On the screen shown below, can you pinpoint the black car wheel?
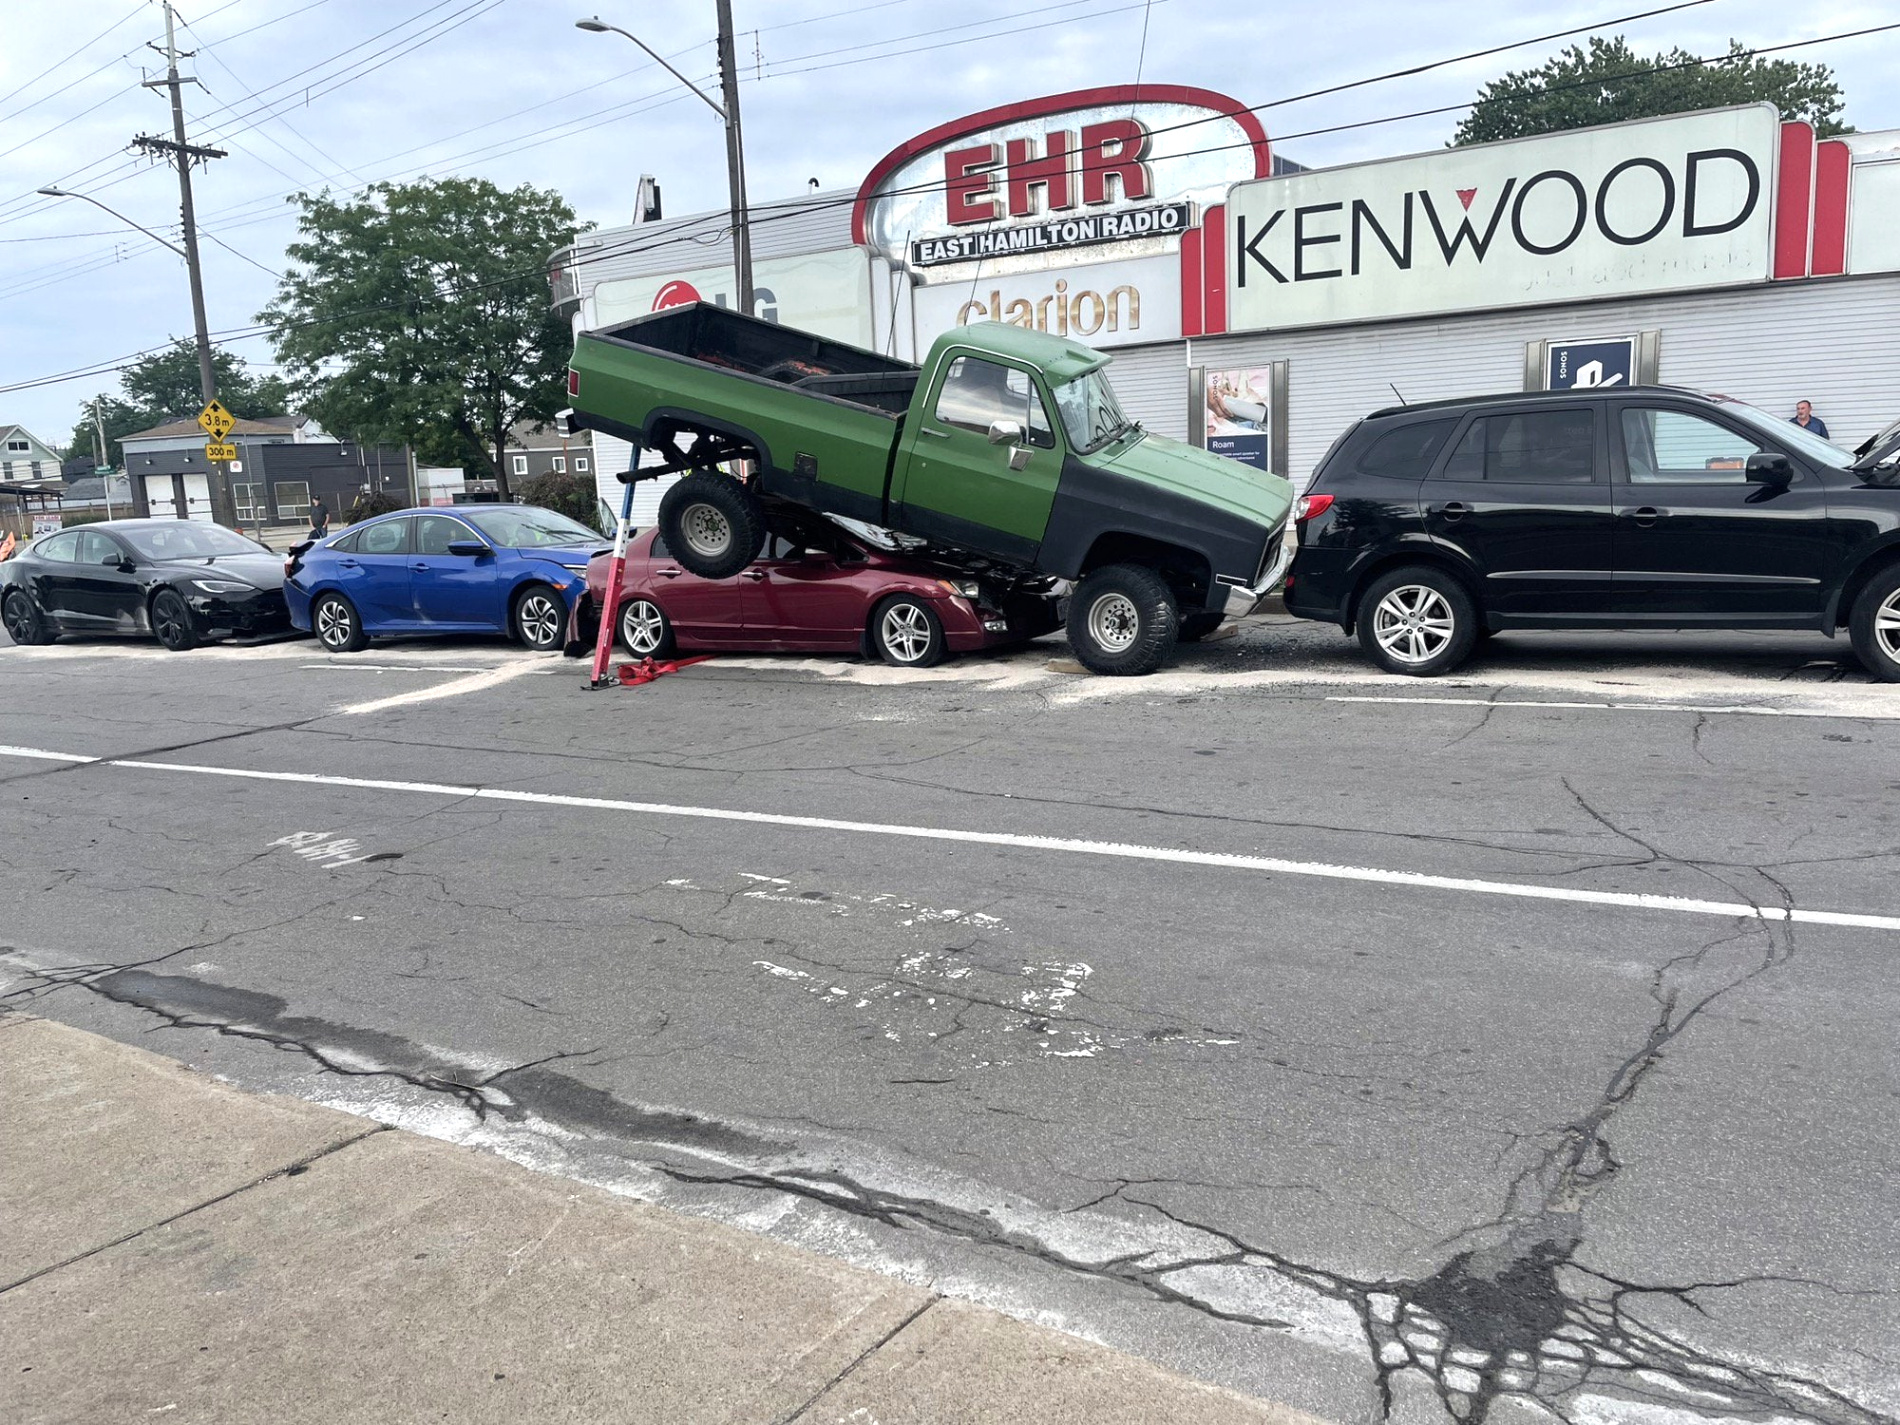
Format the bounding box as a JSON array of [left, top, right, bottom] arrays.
[[870, 595, 946, 668], [1849, 564, 1900, 683], [658, 471, 767, 579], [618, 598, 676, 658], [1177, 610, 1228, 643], [1357, 566, 1477, 677], [312, 592, 369, 653], [151, 589, 199, 652], [2, 589, 51, 646], [1067, 563, 1178, 676], [512, 584, 568, 651]]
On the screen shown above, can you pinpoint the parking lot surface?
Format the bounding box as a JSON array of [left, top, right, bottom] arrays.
[[2, 616, 1896, 1424]]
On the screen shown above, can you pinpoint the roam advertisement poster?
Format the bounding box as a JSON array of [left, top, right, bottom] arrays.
[[1204, 368, 1272, 471]]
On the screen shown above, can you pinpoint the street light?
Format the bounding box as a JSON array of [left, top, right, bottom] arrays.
[[37, 186, 187, 259], [576, 7, 753, 315]]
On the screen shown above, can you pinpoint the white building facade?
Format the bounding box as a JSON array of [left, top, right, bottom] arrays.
[[550, 89, 1900, 508]]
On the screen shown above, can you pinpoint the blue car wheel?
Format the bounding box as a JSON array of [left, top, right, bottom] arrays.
[[511, 584, 567, 651]]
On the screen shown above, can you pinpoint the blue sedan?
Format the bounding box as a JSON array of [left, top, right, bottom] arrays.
[[286, 506, 608, 652]]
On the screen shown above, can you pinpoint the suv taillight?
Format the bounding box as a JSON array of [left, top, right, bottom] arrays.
[[1296, 494, 1334, 522]]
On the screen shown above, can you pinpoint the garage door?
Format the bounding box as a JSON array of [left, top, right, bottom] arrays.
[[144, 475, 178, 518], [593, 433, 680, 530], [182, 473, 214, 522]]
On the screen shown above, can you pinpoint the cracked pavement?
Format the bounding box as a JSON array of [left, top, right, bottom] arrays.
[[1, 622, 1896, 1423]]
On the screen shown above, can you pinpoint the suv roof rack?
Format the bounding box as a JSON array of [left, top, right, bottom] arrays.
[[1365, 384, 1704, 421]]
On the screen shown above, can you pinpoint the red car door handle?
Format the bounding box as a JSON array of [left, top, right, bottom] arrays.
[[741, 570, 768, 581], [1630, 506, 1661, 527], [655, 567, 684, 578]]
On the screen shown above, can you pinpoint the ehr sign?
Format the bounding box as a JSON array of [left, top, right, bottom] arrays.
[[854, 86, 1271, 276], [1226, 105, 1780, 332]]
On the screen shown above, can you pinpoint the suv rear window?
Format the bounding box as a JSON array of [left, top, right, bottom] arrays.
[[1441, 409, 1596, 484], [1358, 419, 1457, 479]]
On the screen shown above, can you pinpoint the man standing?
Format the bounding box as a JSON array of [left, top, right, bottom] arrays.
[[308, 496, 330, 541], [1791, 400, 1830, 439]]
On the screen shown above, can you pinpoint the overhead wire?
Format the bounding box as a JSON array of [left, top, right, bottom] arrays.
[[2, 14, 1893, 395]]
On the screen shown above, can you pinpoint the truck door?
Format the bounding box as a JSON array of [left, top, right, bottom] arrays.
[[892, 354, 1059, 561]]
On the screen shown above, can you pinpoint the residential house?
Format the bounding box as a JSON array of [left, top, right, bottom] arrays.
[[503, 421, 594, 486], [0, 425, 63, 486]]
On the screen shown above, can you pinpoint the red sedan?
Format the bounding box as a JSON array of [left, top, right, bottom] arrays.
[[581, 524, 1063, 667]]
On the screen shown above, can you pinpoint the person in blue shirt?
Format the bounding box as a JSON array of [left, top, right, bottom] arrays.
[[1791, 400, 1830, 439]]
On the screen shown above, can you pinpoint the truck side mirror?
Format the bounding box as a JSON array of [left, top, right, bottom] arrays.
[[987, 419, 1024, 447], [1745, 452, 1794, 487]]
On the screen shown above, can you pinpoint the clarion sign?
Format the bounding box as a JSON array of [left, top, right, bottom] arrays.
[[1225, 105, 1781, 333]]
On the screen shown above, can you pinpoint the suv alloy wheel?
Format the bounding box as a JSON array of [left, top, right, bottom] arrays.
[[1357, 566, 1478, 676]]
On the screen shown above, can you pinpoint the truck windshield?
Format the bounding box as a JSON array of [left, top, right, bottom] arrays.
[[1054, 370, 1132, 453]]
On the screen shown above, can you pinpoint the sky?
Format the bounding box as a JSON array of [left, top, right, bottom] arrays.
[[1, 0, 1895, 453]]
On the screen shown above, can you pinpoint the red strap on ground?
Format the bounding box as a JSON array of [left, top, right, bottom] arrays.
[[614, 655, 715, 686]]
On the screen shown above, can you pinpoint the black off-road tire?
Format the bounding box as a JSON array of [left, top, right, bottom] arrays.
[[658, 471, 768, 579], [512, 583, 568, 651], [617, 597, 677, 658], [151, 589, 199, 652], [1356, 565, 1478, 677], [312, 591, 369, 653], [870, 595, 947, 668], [1849, 563, 1900, 683], [2, 589, 52, 646], [1178, 610, 1228, 643], [1067, 564, 1179, 676]]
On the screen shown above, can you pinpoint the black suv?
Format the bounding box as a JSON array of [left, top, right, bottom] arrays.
[[1285, 387, 1900, 678]]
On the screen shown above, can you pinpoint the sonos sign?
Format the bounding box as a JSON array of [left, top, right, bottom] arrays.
[[1227, 105, 1780, 332]]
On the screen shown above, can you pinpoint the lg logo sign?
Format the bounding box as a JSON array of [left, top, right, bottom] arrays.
[[650, 280, 778, 323]]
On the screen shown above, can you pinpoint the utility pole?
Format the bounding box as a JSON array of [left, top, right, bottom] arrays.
[[92, 399, 114, 518], [133, 1, 223, 409], [713, 0, 754, 316]]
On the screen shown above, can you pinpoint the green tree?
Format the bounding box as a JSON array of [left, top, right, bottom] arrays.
[[67, 343, 289, 466], [259, 177, 582, 500], [1454, 36, 1849, 146]]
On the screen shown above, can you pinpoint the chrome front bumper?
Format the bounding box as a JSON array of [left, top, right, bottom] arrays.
[[1215, 525, 1294, 615]]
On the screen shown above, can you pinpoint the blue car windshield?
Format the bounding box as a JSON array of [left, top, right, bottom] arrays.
[[462, 506, 601, 547]]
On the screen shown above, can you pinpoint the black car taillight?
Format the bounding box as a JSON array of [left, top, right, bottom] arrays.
[[1296, 494, 1334, 522]]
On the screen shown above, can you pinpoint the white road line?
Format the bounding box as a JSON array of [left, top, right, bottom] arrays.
[[1327, 695, 1895, 720], [301, 663, 526, 674], [0, 745, 98, 764], [338, 662, 547, 715], [3, 742, 1896, 932]]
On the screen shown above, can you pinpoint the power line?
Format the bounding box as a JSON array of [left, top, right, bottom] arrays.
[[0, 0, 146, 117], [4, 15, 1893, 396]]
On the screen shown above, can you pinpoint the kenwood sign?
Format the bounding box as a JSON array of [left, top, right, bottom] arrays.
[[1226, 105, 1781, 332]]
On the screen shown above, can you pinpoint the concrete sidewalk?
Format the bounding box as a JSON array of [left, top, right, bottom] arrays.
[[0, 1015, 1327, 1425]]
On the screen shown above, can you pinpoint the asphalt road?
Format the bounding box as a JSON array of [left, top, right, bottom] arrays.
[[3, 617, 1896, 1425]]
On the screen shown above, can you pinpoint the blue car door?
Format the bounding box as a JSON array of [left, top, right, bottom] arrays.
[[410, 513, 504, 629], [332, 517, 416, 627]]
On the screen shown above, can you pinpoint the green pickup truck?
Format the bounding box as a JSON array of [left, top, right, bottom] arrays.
[[562, 304, 1291, 674]]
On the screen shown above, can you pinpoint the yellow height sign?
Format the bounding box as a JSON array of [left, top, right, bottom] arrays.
[[204, 442, 239, 462], [197, 398, 235, 442]]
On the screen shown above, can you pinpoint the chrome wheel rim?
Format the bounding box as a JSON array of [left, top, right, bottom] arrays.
[[620, 600, 666, 655], [315, 599, 353, 650], [1373, 584, 1455, 665], [680, 503, 732, 559], [3, 595, 32, 643], [1087, 592, 1140, 653], [153, 596, 187, 646], [1877, 588, 1900, 662], [880, 603, 932, 663], [518, 592, 561, 647]]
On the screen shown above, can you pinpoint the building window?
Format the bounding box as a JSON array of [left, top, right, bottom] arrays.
[[575, 456, 589, 473], [552, 455, 566, 474], [273, 481, 311, 520], [5, 439, 28, 453], [233, 483, 264, 521], [1, 462, 12, 479], [511, 454, 528, 476]]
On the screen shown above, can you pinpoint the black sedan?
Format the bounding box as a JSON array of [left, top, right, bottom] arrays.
[[1, 519, 290, 651]]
